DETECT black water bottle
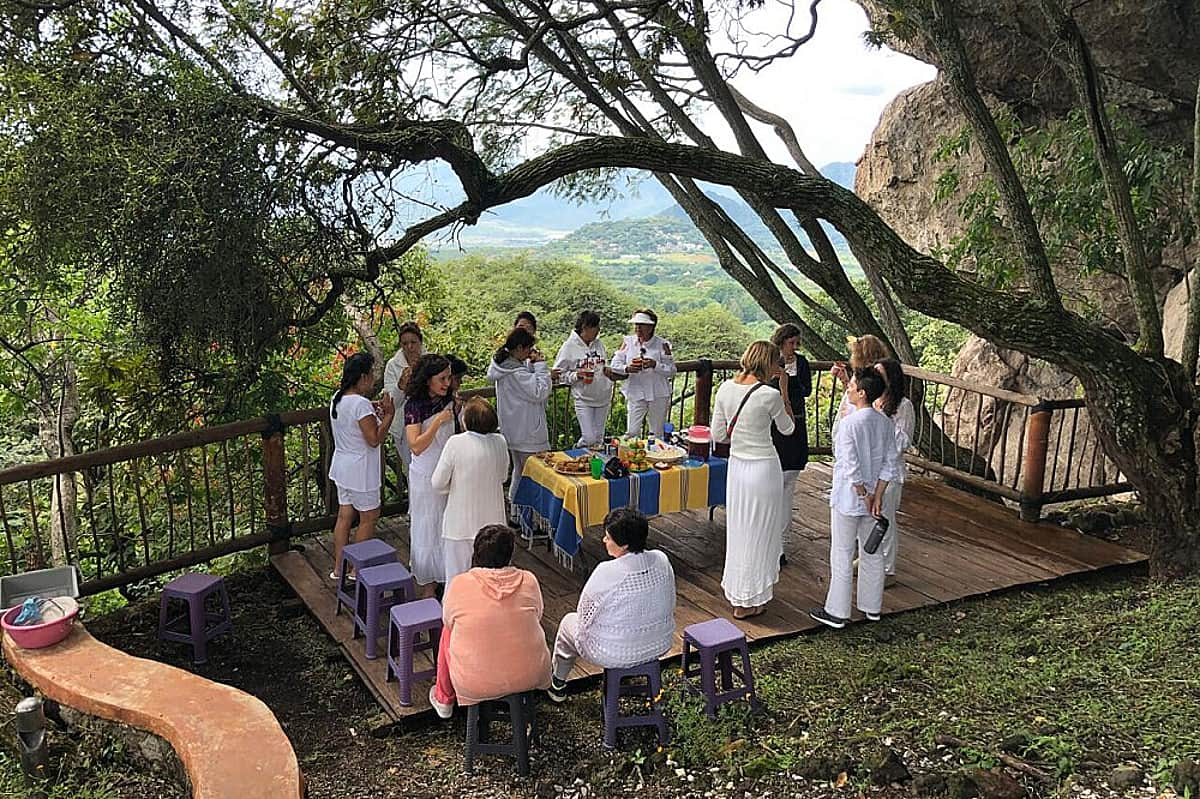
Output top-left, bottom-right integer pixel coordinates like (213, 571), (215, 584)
(864, 515), (890, 555)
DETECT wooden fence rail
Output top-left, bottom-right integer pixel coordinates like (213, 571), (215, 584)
(0, 360), (1127, 594)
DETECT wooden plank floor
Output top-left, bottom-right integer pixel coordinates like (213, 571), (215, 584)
(271, 462), (1145, 720)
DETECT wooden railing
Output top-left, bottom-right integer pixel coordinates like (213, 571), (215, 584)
(0, 359), (1128, 594)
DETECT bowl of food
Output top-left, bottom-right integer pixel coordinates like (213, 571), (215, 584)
(2, 596), (80, 650)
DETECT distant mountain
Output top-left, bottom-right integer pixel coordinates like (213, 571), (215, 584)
(412, 162), (856, 250)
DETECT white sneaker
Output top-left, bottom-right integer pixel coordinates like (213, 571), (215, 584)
(429, 686), (453, 720)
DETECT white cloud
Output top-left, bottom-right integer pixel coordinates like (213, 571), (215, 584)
(706, 0), (937, 168)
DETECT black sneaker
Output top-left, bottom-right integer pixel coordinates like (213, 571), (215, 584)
(547, 677), (568, 703)
(809, 606), (847, 629)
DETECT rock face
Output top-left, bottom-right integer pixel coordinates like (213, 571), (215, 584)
(937, 337), (1122, 493)
(858, 0), (1199, 142)
(855, 1), (1197, 491)
(1163, 270), (1196, 365)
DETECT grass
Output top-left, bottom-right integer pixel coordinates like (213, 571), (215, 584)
(643, 569), (1200, 791)
(3, 566), (1197, 798)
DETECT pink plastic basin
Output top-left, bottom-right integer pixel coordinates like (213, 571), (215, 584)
(2, 597), (79, 650)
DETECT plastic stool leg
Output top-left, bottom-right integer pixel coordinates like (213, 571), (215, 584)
(188, 596), (208, 664)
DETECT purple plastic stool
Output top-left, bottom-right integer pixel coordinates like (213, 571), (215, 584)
(334, 539), (397, 617)
(353, 562), (416, 659)
(385, 598), (442, 706)
(680, 618), (757, 718)
(157, 573), (232, 664)
(602, 660), (669, 749)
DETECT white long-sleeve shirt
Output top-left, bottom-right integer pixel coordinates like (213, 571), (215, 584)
(609, 334), (676, 401)
(485, 357), (551, 452)
(431, 431), (510, 541)
(889, 397), (915, 484)
(554, 331), (613, 408)
(830, 405), (901, 516)
(575, 550), (676, 668)
(711, 380), (794, 460)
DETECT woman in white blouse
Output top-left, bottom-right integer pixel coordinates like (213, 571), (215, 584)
(485, 327), (551, 504)
(711, 341), (794, 619)
(554, 309), (615, 447)
(382, 321), (427, 473)
(431, 398), (511, 585)
(874, 358), (915, 580)
(610, 309), (677, 439)
(547, 508), (675, 701)
(328, 352), (395, 580)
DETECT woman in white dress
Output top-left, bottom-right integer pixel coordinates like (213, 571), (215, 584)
(328, 352), (395, 580)
(486, 327), (551, 505)
(874, 358), (915, 579)
(404, 354), (457, 593)
(711, 341), (795, 619)
(382, 321), (427, 473)
(554, 309), (615, 447)
(431, 398), (511, 584)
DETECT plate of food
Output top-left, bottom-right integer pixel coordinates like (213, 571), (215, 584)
(553, 455), (592, 475)
(646, 441), (688, 463)
(652, 461), (673, 471)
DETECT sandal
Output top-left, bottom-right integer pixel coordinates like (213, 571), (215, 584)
(733, 606), (766, 620)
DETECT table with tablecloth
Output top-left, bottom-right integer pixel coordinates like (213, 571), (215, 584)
(512, 449), (728, 567)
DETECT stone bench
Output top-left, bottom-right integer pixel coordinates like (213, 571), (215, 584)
(3, 626), (303, 799)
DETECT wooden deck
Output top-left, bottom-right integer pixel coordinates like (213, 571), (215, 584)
(271, 463), (1145, 720)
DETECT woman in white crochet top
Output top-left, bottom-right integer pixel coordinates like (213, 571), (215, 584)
(548, 508), (676, 701)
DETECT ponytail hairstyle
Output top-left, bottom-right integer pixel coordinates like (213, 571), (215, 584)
(331, 352), (375, 419)
(493, 327), (537, 365)
(407, 353), (452, 401)
(875, 358), (908, 417)
(574, 309), (601, 335)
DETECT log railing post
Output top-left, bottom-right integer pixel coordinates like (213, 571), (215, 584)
(261, 414), (290, 555)
(693, 359), (714, 427)
(1020, 402), (1052, 522)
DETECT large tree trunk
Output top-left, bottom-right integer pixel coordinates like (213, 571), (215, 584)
(35, 356), (80, 567)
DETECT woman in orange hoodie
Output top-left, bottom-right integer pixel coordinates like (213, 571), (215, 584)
(429, 525), (552, 716)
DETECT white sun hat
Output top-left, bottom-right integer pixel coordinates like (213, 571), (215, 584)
(629, 312), (656, 325)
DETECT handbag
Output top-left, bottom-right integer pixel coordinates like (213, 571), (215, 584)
(713, 382), (764, 458)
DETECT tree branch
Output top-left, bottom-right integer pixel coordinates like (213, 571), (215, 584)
(927, 0), (1061, 309)
(1184, 74), (1200, 381)
(1037, 0), (1164, 356)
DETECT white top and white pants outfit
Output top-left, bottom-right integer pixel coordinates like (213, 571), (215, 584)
(711, 381), (795, 608)
(382, 346), (427, 472)
(551, 550), (676, 680)
(486, 357), (551, 504)
(881, 398), (914, 576)
(824, 406), (902, 619)
(431, 431), (511, 584)
(610, 334), (676, 438)
(328, 394), (383, 512)
(554, 331), (614, 447)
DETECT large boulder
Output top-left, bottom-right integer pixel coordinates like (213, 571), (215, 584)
(1163, 270), (1196, 366)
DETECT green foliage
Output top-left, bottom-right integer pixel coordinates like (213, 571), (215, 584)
(932, 109), (1188, 317)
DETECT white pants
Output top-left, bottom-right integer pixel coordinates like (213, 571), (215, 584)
(551, 611), (584, 681)
(624, 396), (670, 439)
(881, 481), (903, 576)
(508, 450), (536, 504)
(574, 402), (610, 448)
(780, 469), (801, 534)
(824, 509), (885, 619)
(442, 538), (475, 586)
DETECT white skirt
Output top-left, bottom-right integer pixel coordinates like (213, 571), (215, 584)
(721, 455), (785, 608)
(442, 538), (475, 585)
(408, 468), (447, 585)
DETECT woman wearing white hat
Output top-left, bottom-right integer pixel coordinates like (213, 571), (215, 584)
(610, 309), (677, 439)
